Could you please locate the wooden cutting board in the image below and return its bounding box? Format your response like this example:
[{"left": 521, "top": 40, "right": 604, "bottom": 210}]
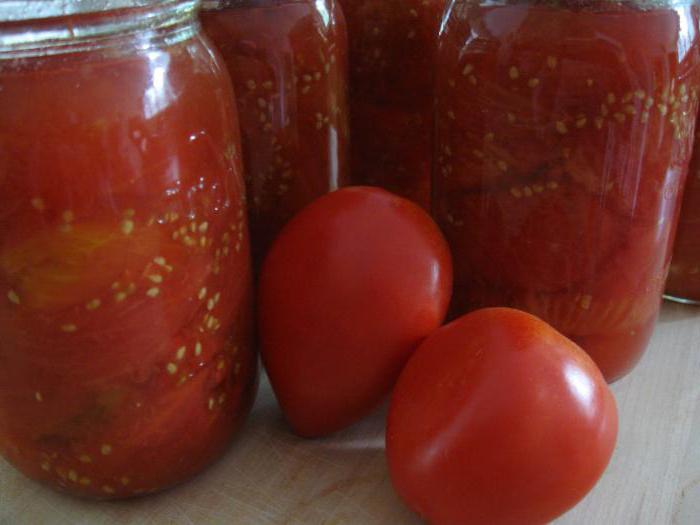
[{"left": 1, "top": 303, "right": 699, "bottom": 525}]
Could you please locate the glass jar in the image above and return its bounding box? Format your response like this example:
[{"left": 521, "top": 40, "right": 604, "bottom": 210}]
[
  {"left": 434, "top": 0, "right": 700, "bottom": 381},
  {"left": 666, "top": 129, "right": 700, "bottom": 304},
  {"left": 339, "top": 0, "right": 447, "bottom": 209},
  {"left": 0, "top": 0, "right": 257, "bottom": 499},
  {"left": 201, "top": 0, "right": 349, "bottom": 263}
]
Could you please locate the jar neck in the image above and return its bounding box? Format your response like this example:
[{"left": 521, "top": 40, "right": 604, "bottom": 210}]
[
  {"left": 201, "top": 1, "right": 247, "bottom": 8},
  {"left": 458, "top": 0, "right": 695, "bottom": 8},
  {"left": 0, "top": 0, "right": 201, "bottom": 59},
  {"left": 201, "top": 0, "right": 295, "bottom": 9}
]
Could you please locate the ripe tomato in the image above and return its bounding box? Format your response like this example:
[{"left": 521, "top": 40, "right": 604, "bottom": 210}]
[
  {"left": 387, "top": 307, "right": 618, "bottom": 525},
  {"left": 258, "top": 186, "right": 452, "bottom": 437}
]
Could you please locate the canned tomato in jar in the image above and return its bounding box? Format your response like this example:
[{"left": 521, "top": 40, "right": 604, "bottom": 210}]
[
  {"left": 666, "top": 127, "right": 700, "bottom": 304},
  {"left": 340, "top": 0, "right": 447, "bottom": 209},
  {"left": 201, "top": 0, "right": 349, "bottom": 263},
  {"left": 0, "top": 0, "right": 257, "bottom": 498},
  {"left": 434, "top": 0, "right": 700, "bottom": 381}
]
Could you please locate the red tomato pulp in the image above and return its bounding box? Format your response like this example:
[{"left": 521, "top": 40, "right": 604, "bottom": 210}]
[
  {"left": 340, "top": 0, "right": 447, "bottom": 208},
  {"left": 202, "top": 0, "right": 349, "bottom": 264},
  {"left": 666, "top": 128, "right": 700, "bottom": 302},
  {"left": 434, "top": 1, "right": 700, "bottom": 380},
  {"left": 0, "top": 24, "right": 257, "bottom": 497}
]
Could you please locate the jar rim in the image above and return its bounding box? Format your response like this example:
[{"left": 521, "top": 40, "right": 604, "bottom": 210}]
[
  {"left": 0, "top": 0, "right": 195, "bottom": 22},
  {"left": 200, "top": 0, "right": 283, "bottom": 8},
  {"left": 0, "top": 0, "right": 200, "bottom": 58},
  {"left": 453, "top": 0, "right": 698, "bottom": 7}
]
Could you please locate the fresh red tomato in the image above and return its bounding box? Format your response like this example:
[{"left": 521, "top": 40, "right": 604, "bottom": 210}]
[
  {"left": 258, "top": 186, "right": 452, "bottom": 437},
  {"left": 387, "top": 307, "right": 618, "bottom": 525}
]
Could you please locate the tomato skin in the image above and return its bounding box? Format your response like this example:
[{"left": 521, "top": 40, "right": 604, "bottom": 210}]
[
  {"left": 387, "top": 308, "right": 618, "bottom": 525},
  {"left": 258, "top": 186, "right": 452, "bottom": 437}
]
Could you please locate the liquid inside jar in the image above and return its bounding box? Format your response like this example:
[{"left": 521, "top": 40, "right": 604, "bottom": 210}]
[
  {"left": 340, "top": 0, "right": 447, "bottom": 209},
  {"left": 666, "top": 127, "right": 700, "bottom": 304},
  {"left": 0, "top": 10, "right": 257, "bottom": 498},
  {"left": 434, "top": 0, "right": 700, "bottom": 381},
  {"left": 201, "top": 0, "right": 349, "bottom": 263}
]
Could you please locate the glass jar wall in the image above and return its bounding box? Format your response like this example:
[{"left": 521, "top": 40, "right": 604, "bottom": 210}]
[
  {"left": 201, "top": 0, "right": 349, "bottom": 263},
  {"left": 0, "top": 0, "right": 257, "bottom": 499},
  {"left": 339, "top": 0, "right": 447, "bottom": 209},
  {"left": 666, "top": 129, "right": 700, "bottom": 304},
  {"left": 434, "top": 0, "right": 700, "bottom": 381}
]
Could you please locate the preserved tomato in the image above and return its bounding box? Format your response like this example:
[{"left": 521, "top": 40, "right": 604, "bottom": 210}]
[
  {"left": 434, "top": 0, "right": 700, "bottom": 381},
  {"left": 0, "top": 1, "right": 257, "bottom": 498},
  {"left": 666, "top": 130, "right": 700, "bottom": 303},
  {"left": 339, "top": 0, "right": 447, "bottom": 208},
  {"left": 201, "top": 0, "right": 349, "bottom": 263}
]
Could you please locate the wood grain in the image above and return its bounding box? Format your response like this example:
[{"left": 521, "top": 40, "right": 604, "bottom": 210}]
[{"left": 1, "top": 302, "right": 698, "bottom": 525}]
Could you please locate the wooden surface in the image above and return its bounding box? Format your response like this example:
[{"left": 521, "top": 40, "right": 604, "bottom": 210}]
[{"left": 1, "top": 302, "right": 699, "bottom": 525}]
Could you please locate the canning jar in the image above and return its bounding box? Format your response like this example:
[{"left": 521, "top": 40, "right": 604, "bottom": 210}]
[
  {"left": 434, "top": 0, "right": 700, "bottom": 381},
  {"left": 666, "top": 130, "right": 700, "bottom": 304},
  {"left": 340, "top": 0, "right": 447, "bottom": 209},
  {"left": 201, "top": 0, "right": 349, "bottom": 263},
  {"left": 0, "top": 0, "right": 257, "bottom": 498}
]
